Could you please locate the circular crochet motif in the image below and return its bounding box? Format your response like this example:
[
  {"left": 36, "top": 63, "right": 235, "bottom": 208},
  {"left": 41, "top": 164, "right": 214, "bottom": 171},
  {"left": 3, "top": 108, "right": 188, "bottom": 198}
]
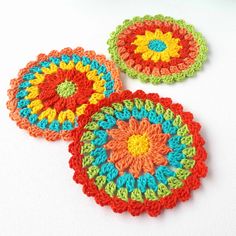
[
  {"left": 107, "top": 15, "right": 208, "bottom": 84},
  {"left": 7, "top": 47, "right": 122, "bottom": 141},
  {"left": 69, "top": 90, "right": 207, "bottom": 216}
]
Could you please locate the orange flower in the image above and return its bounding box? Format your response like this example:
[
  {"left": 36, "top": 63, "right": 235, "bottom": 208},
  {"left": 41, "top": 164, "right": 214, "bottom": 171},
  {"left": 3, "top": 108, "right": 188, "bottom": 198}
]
[{"left": 104, "top": 117, "right": 171, "bottom": 178}]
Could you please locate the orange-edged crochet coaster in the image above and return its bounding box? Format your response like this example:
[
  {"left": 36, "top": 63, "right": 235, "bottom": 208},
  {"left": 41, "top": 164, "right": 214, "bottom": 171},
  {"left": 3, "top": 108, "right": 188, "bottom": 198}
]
[
  {"left": 7, "top": 47, "right": 122, "bottom": 141},
  {"left": 107, "top": 15, "right": 208, "bottom": 84},
  {"left": 69, "top": 90, "right": 207, "bottom": 216}
]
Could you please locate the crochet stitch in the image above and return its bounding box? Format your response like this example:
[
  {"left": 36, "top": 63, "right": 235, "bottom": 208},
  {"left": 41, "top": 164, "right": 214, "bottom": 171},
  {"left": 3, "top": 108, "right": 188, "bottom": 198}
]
[
  {"left": 107, "top": 15, "right": 208, "bottom": 84},
  {"left": 7, "top": 47, "right": 122, "bottom": 141},
  {"left": 69, "top": 90, "right": 207, "bottom": 216}
]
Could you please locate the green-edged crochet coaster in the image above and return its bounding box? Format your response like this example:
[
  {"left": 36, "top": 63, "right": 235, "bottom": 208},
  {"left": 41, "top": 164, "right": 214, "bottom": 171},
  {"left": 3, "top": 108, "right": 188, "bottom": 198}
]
[{"left": 107, "top": 15, "right": 208, "bottom": 84}]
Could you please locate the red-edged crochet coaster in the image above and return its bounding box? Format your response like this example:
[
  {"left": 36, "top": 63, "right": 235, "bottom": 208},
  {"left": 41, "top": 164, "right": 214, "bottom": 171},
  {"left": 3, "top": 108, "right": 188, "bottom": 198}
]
[
  {"left": 7, "top": 47, "right": 122, "bottom": 141},
  {"left": 69, "top": 90, "right": 207, "bottom": 216}
]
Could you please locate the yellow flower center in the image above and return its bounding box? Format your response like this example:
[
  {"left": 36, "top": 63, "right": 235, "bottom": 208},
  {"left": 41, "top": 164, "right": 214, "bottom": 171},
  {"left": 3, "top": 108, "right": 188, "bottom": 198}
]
[
  {"left": 127, "top": 134, "right": 149, "bottom": 157},
  {"left": 132, "top": 29, "right": 182, "bottom": 62}
]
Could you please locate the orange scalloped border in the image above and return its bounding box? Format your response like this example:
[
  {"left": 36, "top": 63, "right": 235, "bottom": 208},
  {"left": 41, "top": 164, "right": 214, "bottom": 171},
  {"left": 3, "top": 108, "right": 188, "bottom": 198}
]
[{"left": 6, "top": 47, "right": 122, "bottom": 141}]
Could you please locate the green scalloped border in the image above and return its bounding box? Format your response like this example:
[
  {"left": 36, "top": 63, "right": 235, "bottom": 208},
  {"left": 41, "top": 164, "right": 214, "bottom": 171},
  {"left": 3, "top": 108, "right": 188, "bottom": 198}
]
[{"left": 107, "top": 14, "right": 208, "bottom": 84}]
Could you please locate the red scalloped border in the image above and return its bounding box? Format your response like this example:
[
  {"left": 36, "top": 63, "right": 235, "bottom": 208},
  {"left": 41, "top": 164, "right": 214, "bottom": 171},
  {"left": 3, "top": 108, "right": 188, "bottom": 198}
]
[
  {"left": 69, "top": 90, "right": 207, "bottom": 216},
  {"left": 6, "top": 47, "right": 122, "bottom": 141}
]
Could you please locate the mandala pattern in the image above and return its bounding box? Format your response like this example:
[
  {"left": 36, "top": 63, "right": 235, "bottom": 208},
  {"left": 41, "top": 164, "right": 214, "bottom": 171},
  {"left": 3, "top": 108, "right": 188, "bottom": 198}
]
[
  {"left": 107, "top": 15, "right": 208, "bottom": 84},
  {"left": 69, "top": 90, "right": 207, "bottom": 216},
  {"left": 7, "top": 47, "right": 122, "bottom": 141}
]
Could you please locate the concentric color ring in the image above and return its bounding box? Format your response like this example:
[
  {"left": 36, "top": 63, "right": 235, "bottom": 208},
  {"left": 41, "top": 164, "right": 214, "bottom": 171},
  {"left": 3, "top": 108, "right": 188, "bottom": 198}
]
[
  {"left": 107, "top": 15, "right": 208, "bottom": 84},
  {"left": 69, "top": 90, "right": 207, "bottom": 216},
  {"left": 7, "top": 47, "right": 122, "bottom": 141}
]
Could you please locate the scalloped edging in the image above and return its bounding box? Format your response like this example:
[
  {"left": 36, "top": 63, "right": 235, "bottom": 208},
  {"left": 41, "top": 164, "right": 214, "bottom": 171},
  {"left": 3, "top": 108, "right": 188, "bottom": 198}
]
[
  {"left": 107, "top": 14, "right": 208, "bottom": 85},
  {"left": 6, "top": 47, "right": 122, "bottom": 141},
  {"left": 69, "top": 90, "right": 208, "bottom": 216}
]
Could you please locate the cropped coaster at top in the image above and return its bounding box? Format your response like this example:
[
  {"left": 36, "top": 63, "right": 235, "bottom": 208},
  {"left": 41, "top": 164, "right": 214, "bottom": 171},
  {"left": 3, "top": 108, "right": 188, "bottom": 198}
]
[
  {"left": 7, "top": 47, "right": 122, "bottom": 141},
  {"left": 69, "top": 90, "right": 207, "bottom": 216},
  {"left": 108, "top": 15, "right": 208, "bottom": 84}
]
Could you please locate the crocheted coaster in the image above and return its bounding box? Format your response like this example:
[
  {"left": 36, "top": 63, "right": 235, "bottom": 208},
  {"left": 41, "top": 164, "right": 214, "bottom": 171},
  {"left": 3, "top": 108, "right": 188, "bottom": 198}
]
[
  {"left": 7, "top": 47, "right": 122, "bottom": 141},
  {"left": 107, "top": 15, "right": 208, "bottom": 84},
  {"left": 69, "top": 90, "right": 207, "bottom": 216}
]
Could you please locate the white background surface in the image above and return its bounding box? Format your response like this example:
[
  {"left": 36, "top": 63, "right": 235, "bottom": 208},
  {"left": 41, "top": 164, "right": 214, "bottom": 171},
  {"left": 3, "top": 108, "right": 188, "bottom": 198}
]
[{"left": 0, "top": 0, "right": 236, "bottom": 235}]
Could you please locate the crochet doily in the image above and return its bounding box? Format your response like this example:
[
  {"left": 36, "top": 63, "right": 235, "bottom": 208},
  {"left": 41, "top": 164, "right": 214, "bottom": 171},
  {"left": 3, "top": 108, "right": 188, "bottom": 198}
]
[
  {"left": 7, "top": 47, "right": 122, "bottom": 141},
  {"left": 69, "top": 90, "right": 207, "bottom": 216},
  {"left": 107, "top": 15, "right": 208, "bottom": 84}
]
